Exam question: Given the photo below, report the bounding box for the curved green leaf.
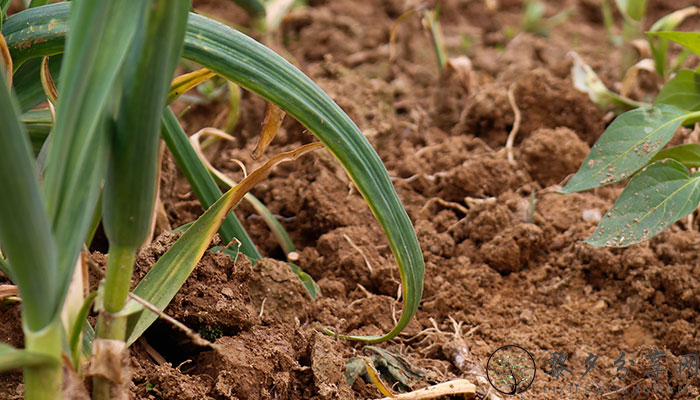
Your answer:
[587,159,700,247]
[655,69,700,111]
[3,3,425,343]
[13,54,62,112]
[560,104,691,193]
[126,143,321,346]
[649,32,700,57]
[161,108,262,260]
[185,14,424,342]
[649,144,700,169]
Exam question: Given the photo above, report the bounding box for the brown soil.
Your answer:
[2,0,700,399]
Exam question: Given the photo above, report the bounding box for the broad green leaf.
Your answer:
[0,344,57,372]
[0,69,57,331]
[125,143,322,346]
[162,108,262,260]
[655,69,700,111]
[649,32,700,57]
[647,6,698,77]
[3,3,426,343]
[615,0,646,21]
[587,159,700,247]
[560,104,690,193]
[649,144,700,169]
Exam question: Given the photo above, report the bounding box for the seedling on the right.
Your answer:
[562,32,700,247]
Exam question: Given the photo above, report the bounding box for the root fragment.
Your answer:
[344,234,373,273]
[505,83,521,166]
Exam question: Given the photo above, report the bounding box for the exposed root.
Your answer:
[463,196,496,209]
[344,234,374,273]
[420,197,468,216]
[602,378,647,397]
[138,337,166,366]
[128,293,218,350]
[258,297,267,318]
[505,83,521,166]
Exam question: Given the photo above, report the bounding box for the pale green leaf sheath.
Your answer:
[560,104,691,193]
[588,159,700,247]
[4,3,425,343]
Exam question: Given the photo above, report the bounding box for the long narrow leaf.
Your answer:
[162,108,262,260]
[0,70,57,331]
[3,3,426,343]
[185,13,424,342]
[189,128,296,256]
[125,143,322,345]
[41,1,146,318]
[103,0,190,250]
[13,55,62,112]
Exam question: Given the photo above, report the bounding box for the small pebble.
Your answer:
[582,209,601,223]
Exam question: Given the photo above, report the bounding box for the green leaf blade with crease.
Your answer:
[654,69,700,111]
[587,159,700,247]
[560,104,688,193]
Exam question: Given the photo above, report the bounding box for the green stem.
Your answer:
[23,318,63,400]
[423,10,447,69]
[100,245,136,335]
[93,245,135,400]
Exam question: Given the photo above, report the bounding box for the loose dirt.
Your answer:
[2,0,700,399]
